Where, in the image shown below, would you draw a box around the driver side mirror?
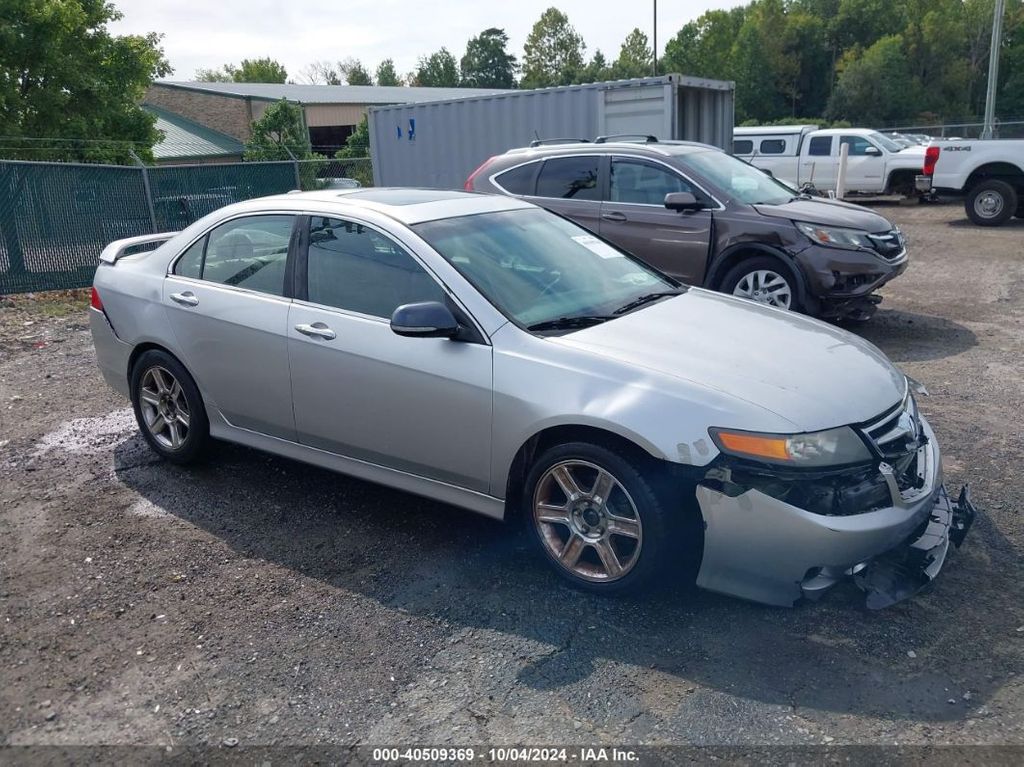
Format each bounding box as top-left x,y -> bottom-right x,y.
864,146 -> 882,156
664,192 -> 708,212
390,301 -> 460,339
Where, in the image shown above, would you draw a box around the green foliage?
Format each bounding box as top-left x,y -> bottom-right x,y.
461,28 -> 518,88
611,28 -> 653,80
576,51 -> 612,84
336,116 -> 369,159
243,100 -> 314,161
415,48 -> 461,87
521,8 -> 586,88
0,0 -> 170,163
826,36 -> 918,124
198,57 -> 288,83
375,59 -> 403,87
340,58 -> 373,86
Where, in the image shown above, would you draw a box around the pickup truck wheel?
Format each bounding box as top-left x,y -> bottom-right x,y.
966,179 -> 1017,226
721,256 -> 802,312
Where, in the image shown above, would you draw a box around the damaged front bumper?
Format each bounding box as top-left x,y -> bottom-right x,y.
694,414 -> 976,608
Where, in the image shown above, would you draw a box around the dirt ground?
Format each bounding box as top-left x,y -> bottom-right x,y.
0,202 -> 1022,751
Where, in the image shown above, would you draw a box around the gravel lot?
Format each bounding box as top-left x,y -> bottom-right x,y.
1,202 -> 1022,750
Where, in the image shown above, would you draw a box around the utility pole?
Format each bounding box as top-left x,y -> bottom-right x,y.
981,0 -> 1006,140
651,0 -> 659,76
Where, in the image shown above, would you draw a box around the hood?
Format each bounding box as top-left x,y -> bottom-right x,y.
554,289 -> 906,433
753,198 -> 894,231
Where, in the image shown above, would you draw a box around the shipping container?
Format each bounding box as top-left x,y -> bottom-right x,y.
368,75 -> 735,188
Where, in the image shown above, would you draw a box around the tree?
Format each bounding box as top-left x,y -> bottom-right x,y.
415,48 -> 460,87
300,60 -> 342,85
611,28 -> 652,80
375,59 -> 403,86
339,58 -> 373,86
0,0 -> 170,163
243,100 -> 313,161
826,35 -> 919,124
460,28 -> 518,88
334,116 -> 373,186
661,7 -> 745,80
577,50 -> 611,84
198,57 -> 288,83
521,8 -> 586,88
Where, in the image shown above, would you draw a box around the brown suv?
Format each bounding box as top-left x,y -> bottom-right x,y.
466,137 -> 908,320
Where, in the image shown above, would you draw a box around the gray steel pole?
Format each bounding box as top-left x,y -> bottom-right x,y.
130,150 -> 159,234
652,1 -> 658,77
981,0 -> 1006,140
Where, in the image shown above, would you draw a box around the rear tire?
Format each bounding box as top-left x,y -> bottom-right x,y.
523,442 -> 689,595
965,179 -> 1017,226
720,255 -> 804,313
130,349 -> 210,465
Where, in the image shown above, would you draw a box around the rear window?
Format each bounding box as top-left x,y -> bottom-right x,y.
535,157 -> 600,201
495,163 -> 538,195
759,139 -> 786,155
733,139 -> 753,155
808,136 -> 832,156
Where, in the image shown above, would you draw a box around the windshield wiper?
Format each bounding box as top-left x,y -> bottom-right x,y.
527,315 -> 612,332
613,291 -> 681,315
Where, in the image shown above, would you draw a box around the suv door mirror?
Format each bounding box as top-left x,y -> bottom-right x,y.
664,192 -> 707,211
390,301 -> 460,339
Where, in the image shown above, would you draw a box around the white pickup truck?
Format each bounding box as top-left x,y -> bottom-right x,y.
734,125 -> 927,197
921,139 -> 1024,226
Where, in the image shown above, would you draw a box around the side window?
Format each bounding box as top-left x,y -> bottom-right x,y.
841,136 -> 875,156
174,238 -> 204,279
535,157 -> 600,200
759,139 -> 786,155
807,136 -> 833,156
306,217 -> 447,318
495,163 -> 538,195
610,159 -> 694,205
173,215 -> 294,296
733,139 -> 753,155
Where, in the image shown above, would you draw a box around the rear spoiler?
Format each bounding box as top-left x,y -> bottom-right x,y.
98,232 -> 179,264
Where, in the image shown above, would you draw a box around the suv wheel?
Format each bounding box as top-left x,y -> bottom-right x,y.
523,442 -> 683,595
966,179 -> 1017,226
130,350 -> 209,464
721,256 -> 802,312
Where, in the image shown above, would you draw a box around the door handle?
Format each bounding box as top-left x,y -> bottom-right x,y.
601,211 -> 627,222
294,322 -> 336,340
169,291 -> 199,307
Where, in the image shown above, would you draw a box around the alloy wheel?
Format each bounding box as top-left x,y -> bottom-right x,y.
138,366 -> 191,450
532,460 -> 643,582
732,269 -> 793,309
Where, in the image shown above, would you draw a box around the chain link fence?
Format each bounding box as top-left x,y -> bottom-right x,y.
0,157 -> 373,295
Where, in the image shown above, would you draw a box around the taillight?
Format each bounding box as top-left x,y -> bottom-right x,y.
90,286 -> 104,311
464,157 -> 496,190
923,146 -> 940,176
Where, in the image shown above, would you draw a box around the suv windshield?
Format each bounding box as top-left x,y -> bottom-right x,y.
682,150 -> 794,205
413,208 -> 678,329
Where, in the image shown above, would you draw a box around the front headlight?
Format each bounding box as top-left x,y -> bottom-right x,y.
795,221 -> 874,251
709,425 -> 873,468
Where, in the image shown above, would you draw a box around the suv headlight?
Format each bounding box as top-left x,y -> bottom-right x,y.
709,425 -> 872,468
795,221 -> 873,251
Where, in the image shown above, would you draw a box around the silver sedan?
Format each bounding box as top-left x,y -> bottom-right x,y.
90,189 -> 974,607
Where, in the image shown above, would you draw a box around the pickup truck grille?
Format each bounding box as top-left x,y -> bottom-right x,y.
867,228 -> 906,261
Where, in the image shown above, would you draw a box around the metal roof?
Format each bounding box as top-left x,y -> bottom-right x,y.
145,105 -> 244,160
155,81 -> 513,105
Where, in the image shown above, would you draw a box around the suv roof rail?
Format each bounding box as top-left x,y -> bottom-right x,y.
594,134 -> 659,144
528,138 -> 591,148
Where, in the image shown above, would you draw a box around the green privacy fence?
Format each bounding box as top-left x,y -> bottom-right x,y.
0,157 -> 372,295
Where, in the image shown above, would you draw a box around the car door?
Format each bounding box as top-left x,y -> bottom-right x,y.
840,135 -> 886,192
523,155 -> 604,235
162,213 -> 297,440
287,214 -> 493,493
800,134 -> 836,189
598,156 -> 712,285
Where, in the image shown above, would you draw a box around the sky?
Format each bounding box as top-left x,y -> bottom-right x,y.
108,0 -> 744,83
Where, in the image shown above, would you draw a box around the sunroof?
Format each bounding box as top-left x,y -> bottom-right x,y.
342,189 -> 475,206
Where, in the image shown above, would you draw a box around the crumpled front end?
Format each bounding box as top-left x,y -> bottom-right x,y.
694,399 -> 976,608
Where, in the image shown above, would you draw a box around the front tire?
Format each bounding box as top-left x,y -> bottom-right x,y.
965,179 -> 1017,226
523,442 -> 680,595
720,256 -> 803,313
130,350 -> 209,464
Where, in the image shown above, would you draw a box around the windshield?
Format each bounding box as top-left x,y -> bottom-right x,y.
413,208 -> 678,329
870,132 -> 904,152
683,150 -> 795,205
